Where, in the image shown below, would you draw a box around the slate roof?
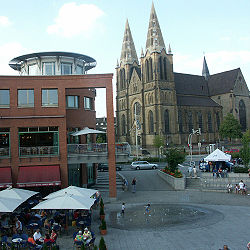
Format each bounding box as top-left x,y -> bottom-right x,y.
177,95 -> 221,107
174,73 -> 209,96
207,68 -> 240,96
129,66 -> 141,81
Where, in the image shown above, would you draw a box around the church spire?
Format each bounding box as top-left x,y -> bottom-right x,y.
145,2 -> 166,54
202,56 -> 210,80
120,19 -> 138,65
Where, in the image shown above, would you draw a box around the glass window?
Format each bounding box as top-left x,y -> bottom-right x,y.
0,90 -> 10,108
61,63 -> 72,75
18,89 -> 34,107
42,62 -> 55,75
66,96 -> 79,108
121,114 -> 126,136
42,89 -> 58,107
149,110 -> 154,134
76,65 -> 83,75
188,112 -> 193,133
208,112 -> 213,133
178,110 -> 183,133
28,64 -> 37,75
84,97 -> 93,110
164,109 -> 170,133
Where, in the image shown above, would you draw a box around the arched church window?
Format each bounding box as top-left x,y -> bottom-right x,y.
216,112 -> 220,131
146,59 -> 149,82
148,110 -> 154,134
163,57 -> 167,80
239,100 -> 246,131
208,112 -> 213,133
158,56 -> 163,80
178,110 -> 183,133
164,109 -> 170,133
198,112 -> 203,133
188,111 -> 193,133
120,68 -> 125,89
121,114 -> 126,136
149,58 -> 153,81
134,102 -> 141,116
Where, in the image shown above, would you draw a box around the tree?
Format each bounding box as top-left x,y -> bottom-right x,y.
240,130 -> 250,167
153,135 -> 164,157
219,113 -> 242,141
164,148 -> 186,172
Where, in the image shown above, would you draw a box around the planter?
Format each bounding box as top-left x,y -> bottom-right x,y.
100,229 -> 107,235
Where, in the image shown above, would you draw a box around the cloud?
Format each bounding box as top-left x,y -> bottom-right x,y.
47,2 -> 105,38
0,16 -> 11,27
220,36 -> 231,41
0,42 -> 30,75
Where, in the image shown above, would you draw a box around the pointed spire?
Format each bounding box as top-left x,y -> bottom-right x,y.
120,19 -> 138,65
146,2 -> 166,54
141,47 -> 144,57
168,44 -> 172,54
116,59 -> 119,68
202,56 -> 210,80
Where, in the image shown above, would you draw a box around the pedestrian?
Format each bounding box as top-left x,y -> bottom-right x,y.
144,203 -> 151,216
188,165 -> 193,177
131,177 -> 136,193
193,166 -> 197,178
219,244 -> 230,250
121,202 -> 125,216
239,180 -> 244,194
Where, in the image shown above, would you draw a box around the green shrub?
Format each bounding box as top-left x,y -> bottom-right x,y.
100,205 -> 105,216
234,167 -> 248,173
99,237 -> 107,250
100,197 -> 104,208
99,219 -> 107,230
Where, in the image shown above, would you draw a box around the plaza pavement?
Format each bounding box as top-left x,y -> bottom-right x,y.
57,189 -> 250,250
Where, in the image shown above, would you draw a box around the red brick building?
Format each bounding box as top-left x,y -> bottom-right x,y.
0,52 -> 116,196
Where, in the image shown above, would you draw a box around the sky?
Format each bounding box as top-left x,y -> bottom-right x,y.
0,0 -> 250,117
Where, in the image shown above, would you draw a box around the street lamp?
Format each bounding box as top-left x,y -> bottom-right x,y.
188,128 -> 201,166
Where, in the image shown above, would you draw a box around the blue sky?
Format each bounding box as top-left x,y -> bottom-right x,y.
0,0 -> 250,116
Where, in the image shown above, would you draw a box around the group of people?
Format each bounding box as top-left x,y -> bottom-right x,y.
213,168 -> 228,178
227,180 -> 247,195
74,227 -> 92,245
188,166 -> 198,178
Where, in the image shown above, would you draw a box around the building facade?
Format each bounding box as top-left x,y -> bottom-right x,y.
0,51 -> 114,193
116,4 -> 249,148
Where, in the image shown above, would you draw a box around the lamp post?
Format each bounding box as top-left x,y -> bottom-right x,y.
188,128 -> 201,166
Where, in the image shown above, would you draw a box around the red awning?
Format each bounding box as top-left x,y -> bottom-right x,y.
17,165 -> 61,187
0,167 -> 12,188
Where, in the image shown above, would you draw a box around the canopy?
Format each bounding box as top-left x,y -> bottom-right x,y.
0,197 -> 24,213
44,186 -> 98,200
204,148 -> 231,162
72,127 -> 105,136
0,167 -> 12,188
0,187 -> 38,201
32,193 -> 95,210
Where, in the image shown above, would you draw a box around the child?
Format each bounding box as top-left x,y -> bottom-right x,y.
121,203 -> 125,216
145,203 -> 151,216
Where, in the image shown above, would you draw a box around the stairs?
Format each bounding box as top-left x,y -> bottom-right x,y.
185,177 -> 201,190
93,172 -> 123,192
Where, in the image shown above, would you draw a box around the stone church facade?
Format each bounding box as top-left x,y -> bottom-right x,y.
116,3 -> 249,148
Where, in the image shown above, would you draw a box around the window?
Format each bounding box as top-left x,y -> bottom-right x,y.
178,110 -> 183,133
18,89 -> 34,107
216,112 -> 220,131
198,112 -> 203,133
61,63 -> 72,75
66,96 -> 79,109
163,58 -> 167,80
42,89 -> 58,107
164,109 -> 170,133
84,97 -> 93,110
76,65 -> 83,75
28,64 -> 37,75
42,62 -> 55,75
188,112 -> 193,133
158,56 -> 163,80
0,90 -> 10,108
149,58 -> 153,80
239,100 -> 246,131
149,110 -> 154,134
208,112 -> 213,132
146,59 -> 149,82
121,114 -> 126,136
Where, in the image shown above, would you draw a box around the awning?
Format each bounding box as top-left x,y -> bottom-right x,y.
0,167 -> 12,188
17,165 -> 61,187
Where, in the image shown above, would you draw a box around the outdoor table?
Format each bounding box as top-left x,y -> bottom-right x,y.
12,238 -> 23,249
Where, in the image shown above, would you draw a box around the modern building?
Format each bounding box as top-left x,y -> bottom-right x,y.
116,3 -> 250,148
0,51 -> 116,195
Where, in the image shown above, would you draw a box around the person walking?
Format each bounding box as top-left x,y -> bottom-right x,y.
193,166 -> 197,178
188,166 -> 193,177
121,203 -> 125,216
131,177 -> 136,193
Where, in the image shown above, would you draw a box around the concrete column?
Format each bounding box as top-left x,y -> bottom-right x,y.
106,79 -> 117,198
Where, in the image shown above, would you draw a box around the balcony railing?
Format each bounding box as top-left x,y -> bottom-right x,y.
19,146 -> 59,157
0,147 -> 10,157
67,143 -> 131,154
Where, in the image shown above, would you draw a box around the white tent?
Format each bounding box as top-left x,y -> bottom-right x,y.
32,193 -> 95,210
0,187 -> 38,201
43,186 -> 98,200
72,127 -> 105,136
204,148 -> 231,162
0,197 -> 24,213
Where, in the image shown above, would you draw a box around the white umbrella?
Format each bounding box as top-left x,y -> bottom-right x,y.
32,193 -> 95,210
204,148 -> 231,162
0,187 -> 38,201
72,127 -> 105,136
0,197 -> 24,213
44,186 -> 98,200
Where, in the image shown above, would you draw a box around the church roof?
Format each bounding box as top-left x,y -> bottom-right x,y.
120,20 -> 139,65
129,66 -> 141,81
207,68 -> 240,96
174,72 -> 209,96
145,2 -> 166,54
177,95 -> 221,107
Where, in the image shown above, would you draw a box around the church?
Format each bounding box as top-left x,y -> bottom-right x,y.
115,3 -> 250,148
